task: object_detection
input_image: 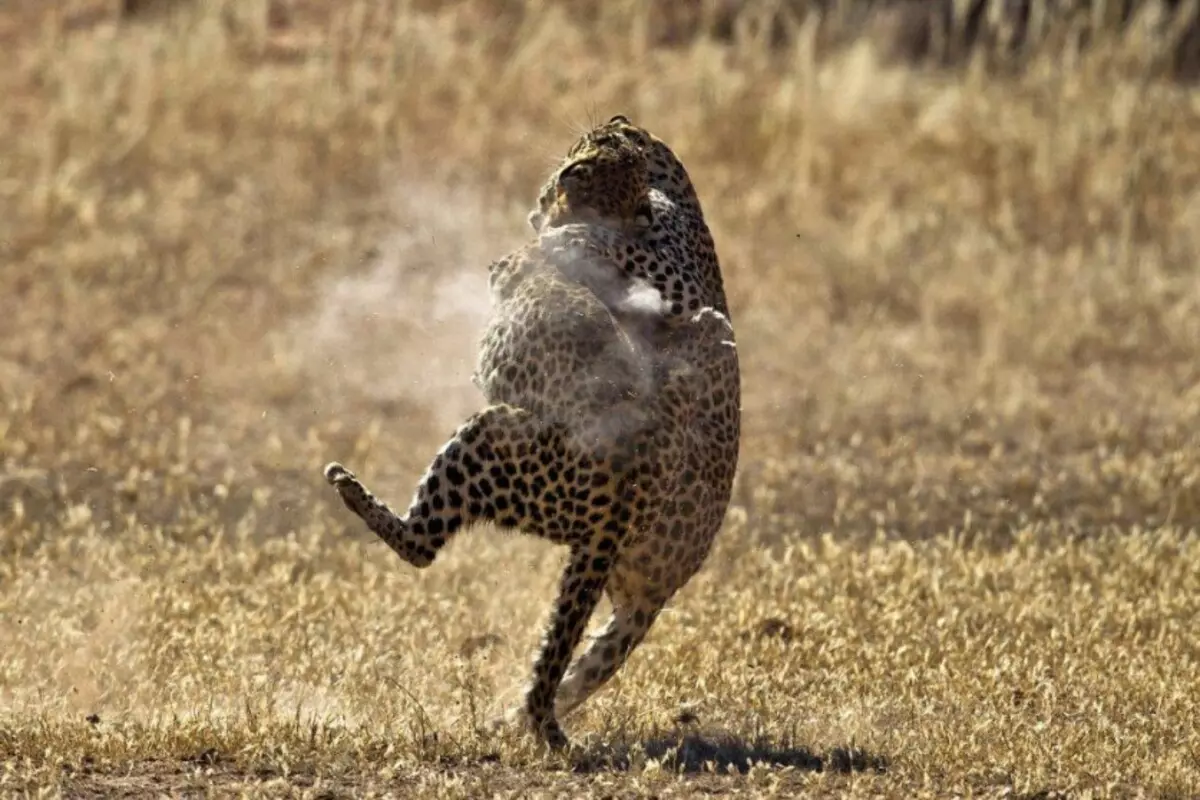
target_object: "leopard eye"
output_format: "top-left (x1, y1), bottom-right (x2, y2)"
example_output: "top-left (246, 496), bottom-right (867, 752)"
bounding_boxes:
top-left (558, 162), bottom-right (587, 183)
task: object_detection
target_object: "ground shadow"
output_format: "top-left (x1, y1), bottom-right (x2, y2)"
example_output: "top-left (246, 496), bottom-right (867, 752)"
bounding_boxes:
top-left (571, 729), bottom-right (888, 775)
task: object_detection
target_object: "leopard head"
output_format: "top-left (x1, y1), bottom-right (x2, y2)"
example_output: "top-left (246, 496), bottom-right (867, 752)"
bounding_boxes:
top-left (528, 120), bottom-right (653, 235)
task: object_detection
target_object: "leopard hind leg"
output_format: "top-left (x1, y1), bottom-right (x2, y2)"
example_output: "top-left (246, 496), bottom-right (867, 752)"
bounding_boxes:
top-left (324, 403), bottom-right (630, 566)
top-left (324, 401), bottom-right (634, 749)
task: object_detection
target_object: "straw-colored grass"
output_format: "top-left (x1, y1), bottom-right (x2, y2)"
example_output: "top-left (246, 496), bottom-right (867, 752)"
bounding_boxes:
top-left (2, 1), bottom-right (1198, 796)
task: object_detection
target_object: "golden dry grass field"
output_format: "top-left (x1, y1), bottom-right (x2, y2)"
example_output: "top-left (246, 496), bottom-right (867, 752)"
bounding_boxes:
top-left (2, 1), bottom-right (1199, 797)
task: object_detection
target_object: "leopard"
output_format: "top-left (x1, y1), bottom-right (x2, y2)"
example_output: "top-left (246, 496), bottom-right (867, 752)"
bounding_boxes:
top-left (322, 116), bottom-right (740, 750)
top-left (522, 114), bottom-right (742, 723)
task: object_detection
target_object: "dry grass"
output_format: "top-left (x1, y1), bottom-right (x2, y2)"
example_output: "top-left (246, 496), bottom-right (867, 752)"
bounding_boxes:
top-left (2, 0), bottom-right (1199, 796)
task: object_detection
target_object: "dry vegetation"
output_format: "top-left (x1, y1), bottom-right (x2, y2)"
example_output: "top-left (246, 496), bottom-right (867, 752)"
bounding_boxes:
top-left (2, 0), bottom-right (1199, 796)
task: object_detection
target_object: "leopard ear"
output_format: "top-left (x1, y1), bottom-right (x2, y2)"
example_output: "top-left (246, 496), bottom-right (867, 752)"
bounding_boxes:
top-left (608, 114), bottom-right (631, 125)
top-left (633, 198), bottom-right (653, 230)
top-left (527, 209), bottom-right (544, 232)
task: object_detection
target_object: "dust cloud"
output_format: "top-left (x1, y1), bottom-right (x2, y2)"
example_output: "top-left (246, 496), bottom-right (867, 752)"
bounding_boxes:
top-left (279, 178), bottom-right (522, 432)
top-left (0, 575), bottom-right (147, 718)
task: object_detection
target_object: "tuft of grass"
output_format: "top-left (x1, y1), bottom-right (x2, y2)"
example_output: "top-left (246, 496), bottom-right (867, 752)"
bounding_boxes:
top-left (2, 1), bottom-right (1198, 796)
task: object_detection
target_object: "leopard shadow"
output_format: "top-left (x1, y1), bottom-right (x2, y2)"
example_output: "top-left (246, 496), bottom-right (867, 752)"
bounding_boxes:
top-left (570, 729), bottom-right (889, 775)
